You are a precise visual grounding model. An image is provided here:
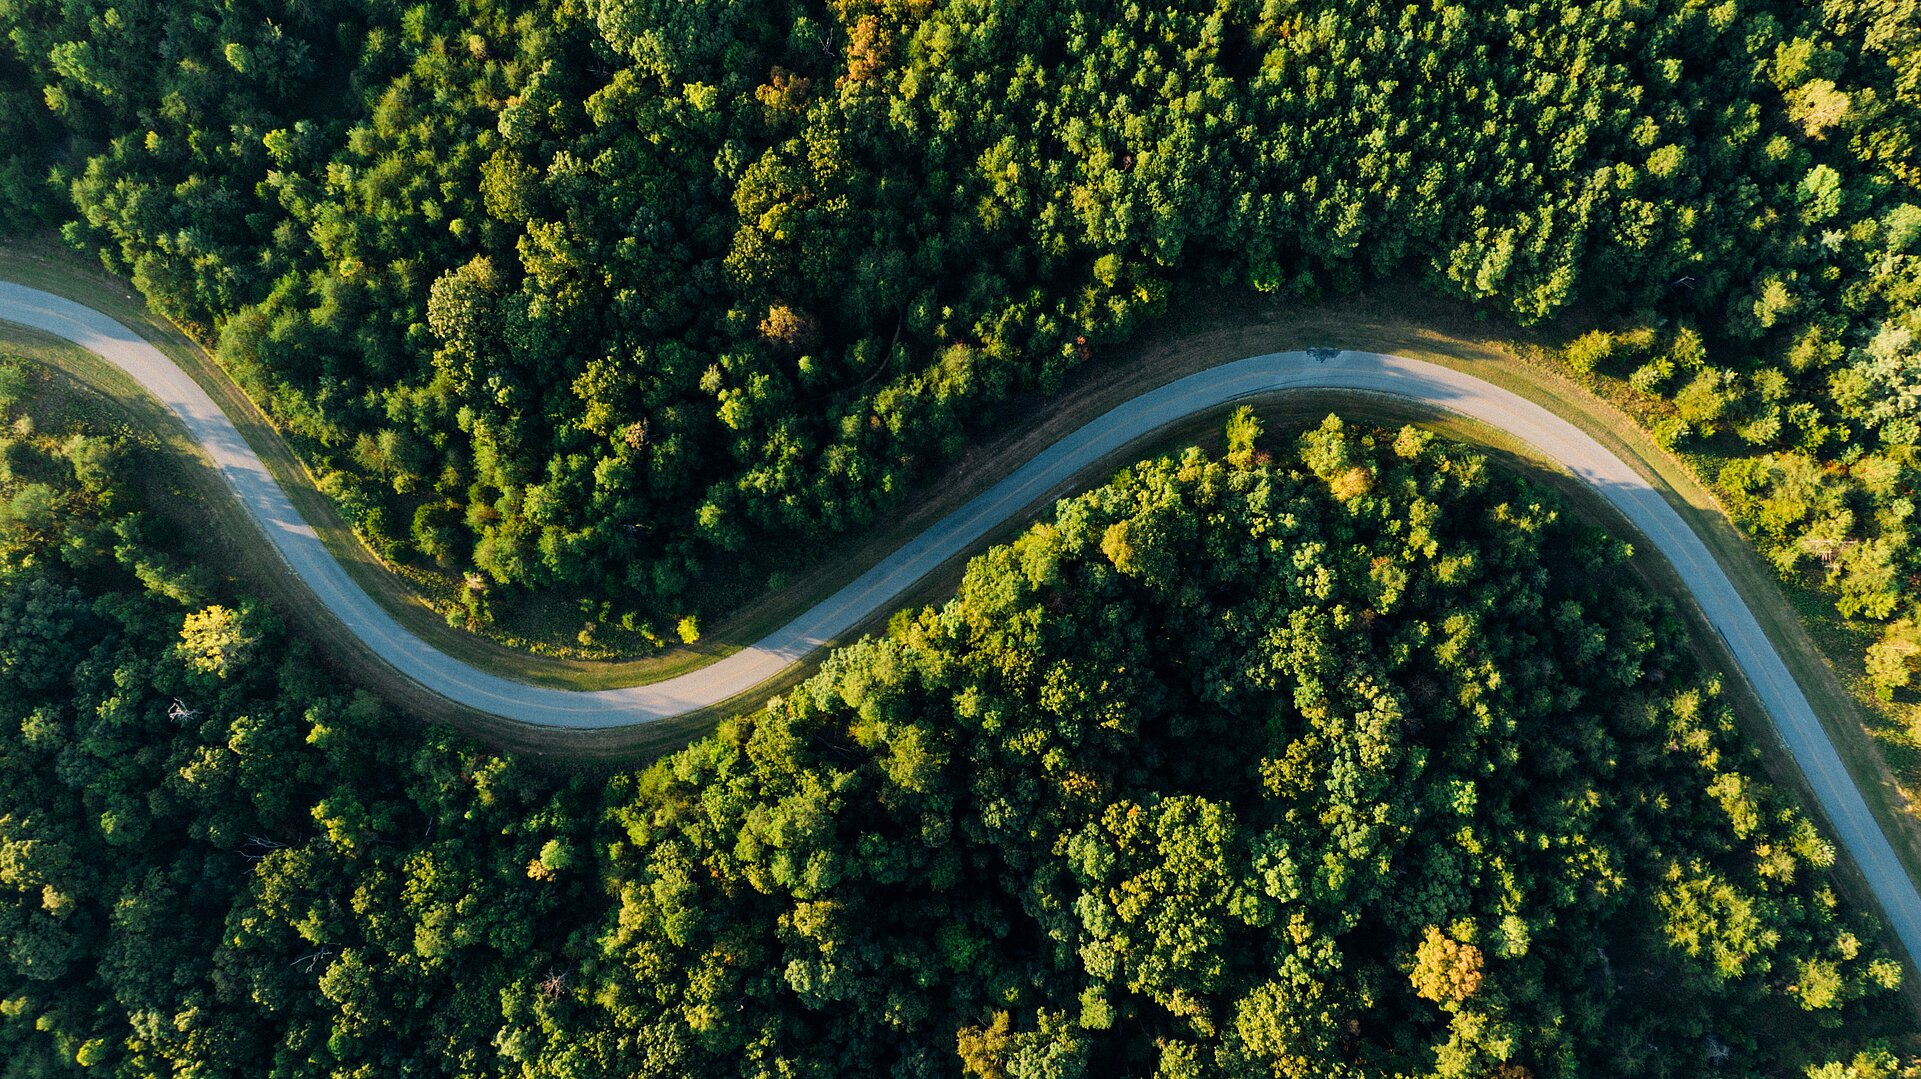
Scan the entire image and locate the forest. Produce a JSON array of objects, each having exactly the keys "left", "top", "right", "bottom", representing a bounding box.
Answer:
[
  {"left": 0, "top": 353, "right": 1913, "bottom": 1076},
  {"left": 0, "top": 0, "right": 1915, "bottom": 677}
]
